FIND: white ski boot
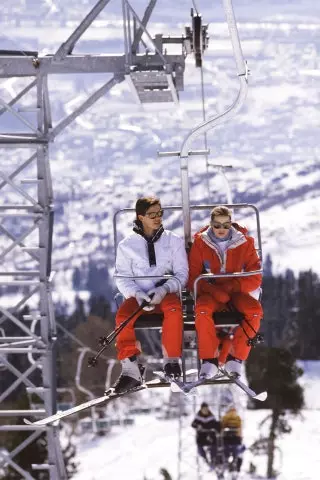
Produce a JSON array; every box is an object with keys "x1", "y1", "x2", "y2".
[{"x1": 199, "y1": 359, "x2": 219, "y2": 380}]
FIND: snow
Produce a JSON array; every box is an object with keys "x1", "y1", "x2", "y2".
[
  {"x1": 1, "y1": 1, "x2": 320, "y2": 477},
  {"x1": 1, "y1": 0, "x2": 320, "y2": 293},
  {"x1": 70, "y1": 361, "x2": 320, "y2": 480}
]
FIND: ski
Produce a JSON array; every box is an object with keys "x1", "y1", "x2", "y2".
[
  {"x1": 153, "y1": 370, "x2": 184, "y2": 393},
  {"x1": 163, "y1": 368, "x2": 268, "y2": 401},
  {"x1": 153, "y1": 370, "x2": 198, "y2": 395},
  {"x1": 178, "y1": 377, "x2": 207, "y2": 394},
  {"x1": 219, "y1": 367, "x2": 267, "y2": 402},
  {"x1": 23, "y1": 378, "x2": 169, "y2": 427}
]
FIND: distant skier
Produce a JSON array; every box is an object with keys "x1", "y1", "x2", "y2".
[
  {"x1": 191, "y1": 402, "x2": 221, "y2": 467},
  {"x1": 112, "y1": 196, "x2": 188, "y2": 393},
  {"x1": 187, "y1": 205, "x2": 263, "y2": 379},
  {"x1": 221, "y1": 406, "x2": 245, "y2": 472}
]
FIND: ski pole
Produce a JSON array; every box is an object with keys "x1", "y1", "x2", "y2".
[{"x1": 88, "y1": 295, "x2": 154, "y2": 367}]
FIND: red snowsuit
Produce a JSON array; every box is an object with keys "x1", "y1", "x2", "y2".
[
  {"x1": 187, "y1": 224, "x2": 263, "y2": 362},
  {"x1": 115, "y1": 294, "x2": 183, "y2": 360}
]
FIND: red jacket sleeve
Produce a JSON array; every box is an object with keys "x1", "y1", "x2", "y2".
[
  {"x1": 238, "y1": 237, "x2": 262, "y2": 293},
  {"x1": 187, "y1": 237, "x2": 204, "y2": 293}
]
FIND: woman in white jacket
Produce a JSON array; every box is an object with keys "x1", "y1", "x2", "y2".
[{"x1": 113, "y1": 196, "x2": 189, "y2": 393}]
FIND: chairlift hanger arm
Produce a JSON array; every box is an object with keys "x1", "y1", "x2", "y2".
[
  {"x1": 179, "y1": 0, "x2": 249, "y2": 246},
  {"x1": 180, "y1": 0, "x2": 248, "y2": 155}
]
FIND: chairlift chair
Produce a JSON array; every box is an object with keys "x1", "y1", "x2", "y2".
[
  {"x1": 79, "y1": 418, "x2": 94, "y2": 434},
  {"x1": 113, "y1": 203, "x2": 263, "y2": 384},
  {"x1": 95, "y1": 418, "x2": 111, "y2": 435},
  {"x1": 111, "y1": 0, "x2": 262, "y2": 393},
  {"x1": 122, "y1": 417, "x2": 135, "y2": 426},
  {"x1": 56, "y1": 388, "x2": 76, "y2": 412}
]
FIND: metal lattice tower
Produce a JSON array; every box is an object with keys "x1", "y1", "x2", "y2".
[{"x1": 0, "y1": 0, "x2": 191, "y2": 477}]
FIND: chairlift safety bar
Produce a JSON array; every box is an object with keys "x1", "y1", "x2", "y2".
[
  {"x1": 113, "y1": 274, "x2": 182, "y2": 301},
  {"x1": 193, "y1": 270, "x2": 263, "y2": 301},
  {"x1": 179, "y1": 0, "x2": 249, "y2": 246}
]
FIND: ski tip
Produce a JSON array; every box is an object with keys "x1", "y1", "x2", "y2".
[
  {"x1": 147, "y1": 378, "x2": 162, "y2": 385},
  {"x1": 185, "y1": 368, "x2": 198, "y2": 375},
  {"x1": 184, "y1": 387, "x2": 198, "y2": 396},
  {"x1": 254, "y1": 391, "x2": 268, "y2": 402},
  {"x1": 23, "y1": 417, "x2": 48, "y2": 426}
]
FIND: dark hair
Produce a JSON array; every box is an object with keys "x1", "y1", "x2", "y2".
[
  {"x1": 135, "y1": 196, "x2": 161, "y2": 218},
  {"x1": 201, "y1": 402, "x2": 209, "y2": 408},
  {"x1": 210, "y1": 205, "x2": 232, "y2": 222}
]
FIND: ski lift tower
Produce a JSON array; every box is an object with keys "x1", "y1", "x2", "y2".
[{"x1": 0, "y1": 0, "x2": 201, "y2": 477}]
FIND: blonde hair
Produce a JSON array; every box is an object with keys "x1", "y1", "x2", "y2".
[{"x1": 210, "y1": 206, "x2": 232, "y2": 222}]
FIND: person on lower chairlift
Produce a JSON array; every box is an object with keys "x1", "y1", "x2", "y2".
[
  {"x1": 221, "y1": 406, "x2": 245, "y2": 472},
  {"x1": 191, "y1": 402, "x2": 221, "y2": 467},
  {"x1": 113, "y1": 196, "x2": 188, "y2": 393},
  {"x1": 187, "y1": 205, "x2": 263, "y2": 379}
]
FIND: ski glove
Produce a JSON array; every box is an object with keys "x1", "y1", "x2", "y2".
[
  {"x1": 147, "y1": 285, "x2": 168, "y2": 305},
  {"x1": 135, "y1": 291, "x2": 154, "y2": 311}
]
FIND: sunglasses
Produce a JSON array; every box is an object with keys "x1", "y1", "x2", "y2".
[
  {"x1": 212, "y1": 222, "x2": 232, "y2": 230},
  {"x1": 145, "y1": 209, "x2": 164, "y2": 219}
]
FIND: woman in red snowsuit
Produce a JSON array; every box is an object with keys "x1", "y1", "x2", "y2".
[{"x1": 188, "y1": 206, "x2": 263, "y2": 379}]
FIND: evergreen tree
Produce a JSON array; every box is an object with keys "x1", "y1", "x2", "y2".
[
  {"x1": 296, "y1": 270, "x2": 320, "y2": 359},
  {"x1": 1, "y1": 393, "x2": 77, "y2": 479},
  {"x1": 72, "y1": 267, "x2": 82, "y2": 291},
  {"x1": 246, "y1": 347, "x2": 304, "y2": 478},
  {"x1": 280, "y1": 269, "x2": 299, "y2": 352},
  {"x1": 86, "y1": 260, "x2": 100, "y2": 293},
  {"x1": 86, "y1": 260, "x2": 113, "y2": 300},
  {"x1": 159, "y1": 468, "x2": 172, "y2": 480},
  {"x1": 74, "y1": 296, "x2": 87, "y2": 323},
  {"x1": 89, "y1": 294, "x2": 111, "y2": 318},
  {"x1": 263, "y1": 254, "x2": 273, "y2": 277}
]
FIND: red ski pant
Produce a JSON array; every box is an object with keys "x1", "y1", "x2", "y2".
[
  {"x1": 115, "y1": 293, "x2": 183, "y2": 360},
  {"x1": 195, "y1": 292, "x2": 263, "y2": 362}
]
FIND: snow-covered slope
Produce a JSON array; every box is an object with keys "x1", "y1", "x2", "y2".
[
  {"x1": 1, "y1": 0, "x2": 319, "y2": 298},
  {"x1": 70, "y1": 360, "x2": 320, "y2": 480}
]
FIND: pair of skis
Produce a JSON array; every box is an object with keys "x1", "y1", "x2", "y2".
[
  {"x1": 23, "y1": 369, "x2": 267, "y2": 427},
  {"x1": 154, "y1": 369, "x2": 267, "y2": 402}
]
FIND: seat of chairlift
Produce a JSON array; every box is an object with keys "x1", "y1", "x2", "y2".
[
  {"x1": 127, "y1": 69, "x2": 178, "y2": 103},
  {"x1": 134, "y1": 291, "x2": 244, "y2": 329},
  {"x1": 134, "y1": 310, "x2": 244, "y2": 330}
]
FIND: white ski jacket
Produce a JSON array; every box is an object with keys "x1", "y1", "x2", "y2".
[{"x1": 115, "y1": 230, "x2": 189, "y2": 299}]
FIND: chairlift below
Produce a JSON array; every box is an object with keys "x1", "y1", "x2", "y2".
[
  {"x1": 108, "y1": 417, "x2": 135, "y2": 427},
  {"x1": 122, "y1": 417, "x2": 135, "y2": 426},
  {"x1": 79, "y1": 417, "x2": 111, "y2": 435},
  {"x1": 57, "y1": 402, "x2": 75, "y2": 412},
  {"x1": 0, "y1": 328, "x2": 7, "y2": 371},
  {"x1": 109, "y1": 418, "x2": 122, "y2": 426},
  {"x1": 95, "y1": 418, "x2": 111, "y2": 435},
  {"x1": 128, "y1": 406, "x2": 152, "y2": 415},
  {"x1": 79, "y1": 418, "x2": 94, "y2": 434},
  {"x1": 57, "y1": 388, "x2": 76, "y2": 412}
]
